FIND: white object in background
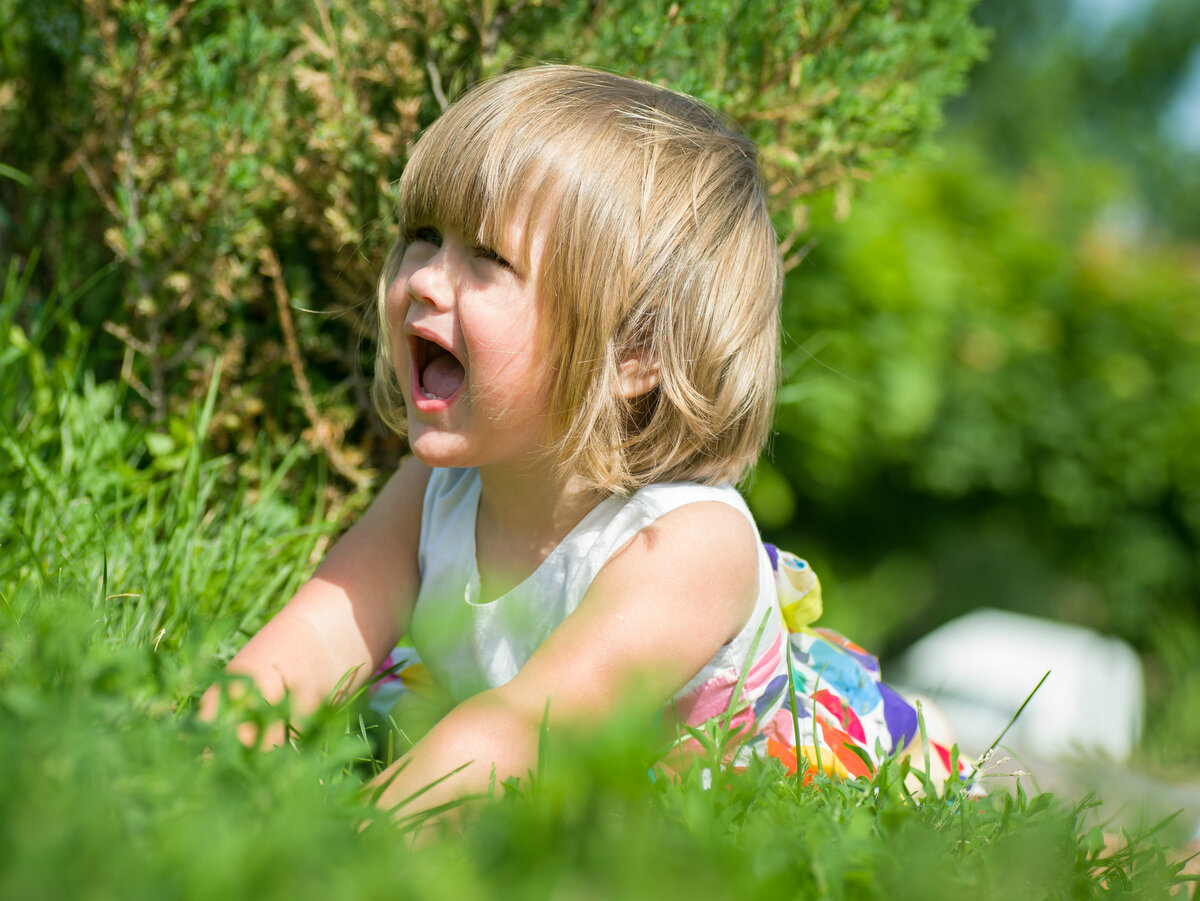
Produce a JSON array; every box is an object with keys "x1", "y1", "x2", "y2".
[{"x1": 889, "y1": 608, "x2": 1144, "y2": 761}]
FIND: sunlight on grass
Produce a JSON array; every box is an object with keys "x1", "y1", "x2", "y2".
[{"x1": 0, "y1": 270, "x2": 1192, "y2": 898}]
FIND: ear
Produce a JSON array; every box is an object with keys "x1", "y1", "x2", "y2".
[{"x1": 618, "y1": 355, "x2": 659, "y2": 399}]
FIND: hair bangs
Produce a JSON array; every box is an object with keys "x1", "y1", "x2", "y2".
[{"x1": 398, "y1": 95, "x2": 567, "y2": 278}]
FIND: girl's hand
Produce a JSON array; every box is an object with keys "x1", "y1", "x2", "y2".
[{"x1": 201, "y1": 458, "x2": 430, "y2": 743}]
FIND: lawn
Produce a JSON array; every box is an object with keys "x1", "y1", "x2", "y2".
[{"x1": 1, "y1": 272, "x2": 1192, "y2": 899}]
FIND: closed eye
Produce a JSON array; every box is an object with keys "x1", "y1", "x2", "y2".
[
  {"x1": 405, "y1": 225, "x2": 442, "y2": 247},
  {"x1": 474, "y1": 244, "x2": 514, "y2": 271}
]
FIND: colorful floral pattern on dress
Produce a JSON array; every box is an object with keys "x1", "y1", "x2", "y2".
[
  {"x1": 670, "y1": 545, "x2": 973, "y2": 786},
  {"x1": 370, "y1": 543, "x2": 974, "y2": 787}
]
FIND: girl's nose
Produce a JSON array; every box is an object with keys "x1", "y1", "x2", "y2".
[{"x1": 406, "y1": 249, "x2": 454, "y2": 311}]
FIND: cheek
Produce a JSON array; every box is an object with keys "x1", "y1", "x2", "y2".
[
  {"x1": 382, "y1": 277, "x2": 413, "y2": 378},
  {"x1": 477, "y1": 309, "x2": 537, "y2": 366},
  {"x1": 385, "y1": 277, "x2": 415, "y2": 352},
  {"x1": 384, "y1": 275, "x2": 409, "y2": 330},
  {"x1": 502, "y1": 319, "x2": 551, "y2": 398}
]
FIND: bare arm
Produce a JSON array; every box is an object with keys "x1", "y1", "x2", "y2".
[
  {"x1": 201, "y1": 457, "x2": 430, "y2": 742},
  {"x1": 368, "y1": 500, "x2": 760, "y2": 821}
]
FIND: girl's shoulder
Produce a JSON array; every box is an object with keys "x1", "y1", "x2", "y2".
[
  {"x1": 623, "y1": 480, "x2": 756, "y2": 527},
  {"x1": 612, "y1": 481, "x2": 762, "y2": 567},
  {"x1": 587, "y1": 480, "x2": 764, "y2": 585},
  {"x1": 595, "y1": 482, "x2": 764, "y2": 643},
  {"x1": 619, "y1": 481, "x2": 760, "y2": 568}
]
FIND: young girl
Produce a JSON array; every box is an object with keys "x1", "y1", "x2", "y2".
[{"x1": 207, "y1": 65, "x2": 956, "y2": 816}]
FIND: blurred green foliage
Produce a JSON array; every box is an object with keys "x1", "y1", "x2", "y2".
[
  {"x1": 762, "y1": 140, "x2": 1200, "y2": 766},
  {"x1": 964, "y1": 0, "x2": 1200, "y2": 236},
  {"x1": 754, "y1": 0, "x2": 1200, "y2": 769}
]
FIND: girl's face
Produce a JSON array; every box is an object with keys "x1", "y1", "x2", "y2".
[{"x1": 385, "y1": 200, "x2": 554, "y2": 474}]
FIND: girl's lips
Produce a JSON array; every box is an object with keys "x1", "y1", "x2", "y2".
[{"x1": 409, "y1": 334, "x2": 465, "y2": 411}]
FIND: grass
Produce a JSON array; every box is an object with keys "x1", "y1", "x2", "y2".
[{"x1": 1, "y1": 267, "x2": 1194, "y2": 899}]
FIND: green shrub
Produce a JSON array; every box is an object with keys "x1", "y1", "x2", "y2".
[
  {"x1": 0, "y1": 0, "x2": 985, "y2": 465},
  {"x1": 761, "y1": 140, "x2": 1200, "y2": 766}
]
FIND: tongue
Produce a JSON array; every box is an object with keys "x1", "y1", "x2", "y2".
[{"x1": 421, "y1": 353, "x2": 465, "y2": 399}]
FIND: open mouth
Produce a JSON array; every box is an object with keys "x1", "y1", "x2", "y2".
[{"x1": 413, "y1": 336, "x2": 465, "y2": 401}]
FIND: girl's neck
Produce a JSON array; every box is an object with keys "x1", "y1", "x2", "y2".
[{"x1": 474, "y1": 462, "x2": 608, "y2": 602}]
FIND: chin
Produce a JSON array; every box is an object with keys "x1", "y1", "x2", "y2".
[{"x1": 406, "y1": 428, "x2": 471, "y2": 470}]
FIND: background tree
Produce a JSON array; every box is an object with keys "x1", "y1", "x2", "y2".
[{"x1": 761, "y1": 0, "x2": 1200, "y2": 769}]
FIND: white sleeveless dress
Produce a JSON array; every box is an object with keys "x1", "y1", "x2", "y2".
[{"x1": 371, "y1": 466, "x2": 928, "y2": 779}]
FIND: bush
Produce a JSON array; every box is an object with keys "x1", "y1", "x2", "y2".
[
  {"x1": 0, "y1": 0, "x2": 985, "y2": 470},
  {"x1": 759, "y1": 140, "x2": 1200, "y2": 766}
]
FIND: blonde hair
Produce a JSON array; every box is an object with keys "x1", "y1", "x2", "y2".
[{"x1": 373, "y1": 65, "x2": 781, "y2": 492}]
